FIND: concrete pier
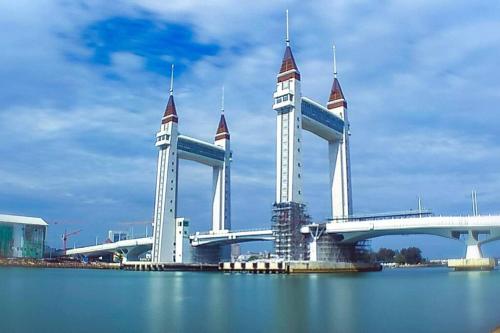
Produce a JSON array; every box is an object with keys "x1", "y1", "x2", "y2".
[
  {"x1": 288, "y1": 261, "x2": 382, "y2": 273},
  {"x1": 122, "y1": 261, "x2": 218, "y2": 272},
  {"x1": 448, "y1": 258, "x2": 496, "y2": 271},
  {"x1": 219, "y1": 261, "x2": 382, "y2": 274}
]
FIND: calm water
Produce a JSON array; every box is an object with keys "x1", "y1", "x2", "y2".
[{"x1": 0, "y1": 267, "x2": 499, "y2": 333}]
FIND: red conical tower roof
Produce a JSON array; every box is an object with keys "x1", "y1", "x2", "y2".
[
  {"x1": 327, "y1": 78, "x2": 347, "y2": 109},
  {"x1": 162, "y1": 94, "x2": 178, "y2": 124},
  {"x1": 278, "y1": 46, "x2": 301, "y2": 82},
  {"x1": 280, "y1": 46, "x2": 299, "y2": 73},
  {"x1": 215, "y1": 114, "x2": 230, "y2": 140}
]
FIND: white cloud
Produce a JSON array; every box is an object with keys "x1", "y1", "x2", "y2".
[{"x1": 0, "y1": 0, "x2": 500, "y2": 255}]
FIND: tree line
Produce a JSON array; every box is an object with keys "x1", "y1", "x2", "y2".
[{"x1": 374, "y1": 247, "x2": 424, "y2": 265}]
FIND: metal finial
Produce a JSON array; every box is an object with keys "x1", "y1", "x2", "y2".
[
  {"x1": 169, "y1": 64, "x2": 174, "y2": 96},
  {"x1": 221, "y1": 85, "x2": 225, "y2": 114},
  {"x1": 333, "y1": 44, "x2": 337, "y2": 78},
  {"x1": 286, "y1": 10, "x2": 290, "y2": 46},
  {"x1": 471, "y1": 190, "x2": 479, "y2": 216}
]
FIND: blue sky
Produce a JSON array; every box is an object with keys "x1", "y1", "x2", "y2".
[{"x1": 1, "y1": 0, "x2": 500, "y2": 258}]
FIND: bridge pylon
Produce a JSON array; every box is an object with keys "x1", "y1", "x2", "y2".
[
  {"x1": 151, "y1": 67, "x2": 232, "y2": 263},
  {"x1": 271, "y1": 13, "x2": 352, "y2": 261}
]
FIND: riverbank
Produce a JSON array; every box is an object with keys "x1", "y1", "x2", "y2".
[
  {"x1": 382, "y1": 262, "x2": 447, "y2": 269},
  {"x1": 0, "y1": 258, "x2": 120, "y2": 270}
]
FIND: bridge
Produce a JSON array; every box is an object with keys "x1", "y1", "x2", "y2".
[
  {"x1": 63, "y1": 228, "x2": 273, "y2": 262},
  {"x1": 63, "y1": 237, "x2": 153, "y2": 262},
  {"x1": 59, "y1": 21, "x2": 500, "y2": 267},
  {"x1": 301, "y1": 215, "x2": 500, "y2": 260},
  {"x1": 189, "y1": 229, "x2": 273, "y2": 246}
]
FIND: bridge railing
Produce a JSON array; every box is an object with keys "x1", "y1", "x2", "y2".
[
  {"x1": 192, "y1": 227, "x2": 272, "y2": 237},
  {"x1": 327, "y1": 210, "x2": 433, "y2": 223},
  {"x1": 69, "y1": 235, "x2": 152, "y2": 250}
]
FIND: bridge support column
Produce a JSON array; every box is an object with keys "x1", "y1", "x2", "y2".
[
  {"x1": 449, "y1": 231, "x2": 495, "y2": 271},
  {"x1": 465, "y1": 231, "x2": 483, "y2": 259},
  {"x1": 308, "y1": 225, "x2": 325, "y2": 262},
  {"x1": 465, "y1": 244, "x2": 483, "y2": 260},
  {"x1": 309, "y1": 240, "x2": 318, "y2": 262},
  {"x1": 191, "y1": 245, "x2": 230, "y2": 264}
]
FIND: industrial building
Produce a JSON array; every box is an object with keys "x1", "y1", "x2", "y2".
[{"x1": 0, "y1": 214, "x2": 47, "y2": 259}]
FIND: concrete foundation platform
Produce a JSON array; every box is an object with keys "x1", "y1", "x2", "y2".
[
  {"x1": 219, "y1": 261, "x2": 382, "y2": 274},
  {"x1": 122, "y1": 262, "x2": 219, "y2": 272},
  {"x1": 287, "y1": 261, "x2": 382, "y2": 273},
  {"x1": 448, "y1": 258, "x2": 496, "y2": 271}
]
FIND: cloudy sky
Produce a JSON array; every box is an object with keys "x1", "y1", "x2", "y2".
[{"x1": 1, "y1": 0, "x2": 500, "y2": 258}]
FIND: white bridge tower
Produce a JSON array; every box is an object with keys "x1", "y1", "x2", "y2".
[
  {"x1": 272, "y1": 12, "x2": 353, "y2": 263},
  {"x1": 152, "y1": 65, "x2": 179, "y2": 263},
  {"x1": 328, "y1": 46, "x2": 353, "y2": 219},
  {"x1": 151, "y1": 67, "x2": 232, "y2": 263},
  {"x1": 273, "y1": 10, "x2": 303, "y2": 205}
]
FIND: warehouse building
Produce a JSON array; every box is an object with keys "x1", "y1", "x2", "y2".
[{"x1": 0, "y1": 214, "x2": 47, "y2": 259}]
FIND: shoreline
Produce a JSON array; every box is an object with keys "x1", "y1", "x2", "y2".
[{"x1": 0, "y1": 258, "x2": 120, "y2": 270}]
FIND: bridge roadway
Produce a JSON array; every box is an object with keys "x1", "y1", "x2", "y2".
[
  {"x1": 63, "y1": 215, "x2": 500, "y2": 262},
  {"x1": 64, "y1": 237, "x2": 153, "y2": 261},
  {"x1": 301, "y1": 215, "x2": 500, "y2": 259},
  {"x1": 62, "y1": 228, "x2": 273, "y2": 261},
  {"x1": 189, "y1": 228, "x2": 274, "y2": 246}
]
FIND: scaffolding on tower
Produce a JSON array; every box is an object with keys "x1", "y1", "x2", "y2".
[
  {"x1": 271, "y1": 202, "x2": 310, "y2": 261},
  {"x1": 313, "y1": 233, "x2": 372, "y2": 262}
]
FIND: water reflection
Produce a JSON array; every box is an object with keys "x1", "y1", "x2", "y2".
[
  {"x1": 145, "y1": 272, "x2": 186, "y2": 332},
  {"x1": 464, "y1": 270, "x2": 491, "y2": 332},
  {"x1": 2, "y1": 268, "x2": 498, "y2": 332}
]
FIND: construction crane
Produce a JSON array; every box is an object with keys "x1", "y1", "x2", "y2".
[{"x1": 62, "y1": 229, "x2": 82, "y2": 251}]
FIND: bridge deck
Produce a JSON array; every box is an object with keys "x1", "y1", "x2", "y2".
[{"x1": 302, "y1": 215, "x2": 500, "y2": 244}]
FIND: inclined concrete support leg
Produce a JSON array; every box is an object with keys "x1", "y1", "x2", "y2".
[
  {"x1": 308, "y1": 226, "x2": 324, "y2": 262},
  {"x1": 465, "y1": 244, "x2": 483, "y2": 259},
  {"x1": 309, "y1": 240, "x2": 318, "y2": 262},
  {"x1": 465, "y1": 231, "x2": 483, "y2": 259}
]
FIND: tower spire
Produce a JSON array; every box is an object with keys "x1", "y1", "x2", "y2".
[
  {"x1": 333, "y1": 44, "x2": 337, "y2": 78},
  {"x1": 216, "y1": 85, "x2": 229, "y2": 140},
  {"x1": 221, "y1": 85, "x2": 225, "y2": 115},
  {"x1": 327, "y1": 45, "x2": 346, "y2": 109},
  {"x1": 278, "y1": 10, "x2": 300, "y2": 81},
  {"x1": 286, "y1": 9, "x2": 290, "y2": 47},
  {"x1": 169, "y1": 64, "x2": 174, "y2": 96},
  {"x1": 162, "y1": 64, "x2": 178, "y2": 124}
]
